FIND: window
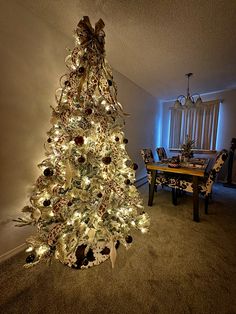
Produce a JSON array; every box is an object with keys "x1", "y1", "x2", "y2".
[{"x1": 169, "y1": 100, "x2": 220, "y2": 150}]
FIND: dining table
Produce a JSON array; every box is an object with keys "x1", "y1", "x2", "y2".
[{"x1": 146, "y1": 158, "x2": 211, "y2": 222}]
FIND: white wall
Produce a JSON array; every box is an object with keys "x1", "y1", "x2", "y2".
[
  {"x1": 113, "y1": 70, "x2": 161, "y2": 175},
  {"x1": 0, "y1": 2, "x2": 159, "y2": 257},
  {"x1": 161, "y1": 89, "x2": 236, "y2": 181}
]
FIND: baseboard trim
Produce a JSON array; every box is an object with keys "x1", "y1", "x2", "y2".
[
  {"x1": 0, "y1": 243, "x2": 26, "y2": 264},
  {"x1": 135, "y1": 176, "x2": 148, "y2": 188}
]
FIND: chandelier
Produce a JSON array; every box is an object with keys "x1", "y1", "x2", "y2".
[{"x1": 173, "y1": 73, "x2": 203, "y2": 109}]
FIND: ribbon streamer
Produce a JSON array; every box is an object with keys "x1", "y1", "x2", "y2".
[{"x1": 110, "y1": 239, "x2": 117, "y2": 269}]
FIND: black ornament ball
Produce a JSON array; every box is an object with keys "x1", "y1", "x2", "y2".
[
  {"x1": 47, "y1": 138, "x2": 52, "y2": 143},
  {"x1": 107, "y1": 110, "x2": 112, "y2": 115},
  {"x1": 78, "y1": 156, "x2": 86, "y2": 163},
  {"x1": 123, "y1": 138, "x2": 128, "y2": 144},
  {"x1": 125, "y1": 235, "x2": 133, "y2": 244},
  {"x1": 26, "y1": 254, "x2": 35, "y2": 263},
  {"x1": 107, "y1": 79, "x2": 113, "y2": 86},
  {"x1": 115, "y1": 137, "x2": 120, "y2": 142},
  {"x1": 74, "y1": 136, "x2": 84, "y2": 146},
  {"x1": 133, "y1": 163, "x2": 138, "y2": 170},
  {"x1": 102, "y1": 156, "x2": 112, "y2": 165},
  {"x1": 97, "y1": 192, "x2": 103, "y2": 198},
  {"x1": 64, "y1": 80, "x2": 71, "y2": 87},
  {"x1": 43, "y1": 199, "x2": 51, "y2": 207},
  {"x1": 85, "y1": 108, "x2": 93, "y2": 115},
  {"x1": 125, "y1": 179, "x2": 131, "y2": 185},
  {"x1": 78, "y1": 66, "x2": 85, "y2": 74},
  {"x1": 67, "y1": 201, "x2": 73, "y2": 207},
  {"x1": 43, "y1": 168, "x2": 53, "y2": 177}
]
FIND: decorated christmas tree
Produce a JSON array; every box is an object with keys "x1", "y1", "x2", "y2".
[{"x1": 15, "y1": 16, "x2": 150, "y2": 269}]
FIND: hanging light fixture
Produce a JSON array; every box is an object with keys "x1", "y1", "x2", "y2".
[{"x1": 173, "y1": 73, "x2": 202, "y2": 109}]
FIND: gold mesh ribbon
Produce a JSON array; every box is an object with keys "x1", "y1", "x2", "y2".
[{"x1": 76, "y1": 16, "x2": 105, "y2": 54}]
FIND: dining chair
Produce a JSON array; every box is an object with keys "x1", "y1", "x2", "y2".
[
  {"x1": 156, "y1": 147, "x2": 168, "y2": 161},
  {"x1": 141, "y1": 148, "x2": 164, "y2": 183},
  {"x1": 176, "y1": 149, "x2": 228, "y2": 214},
  {"x1": 140, "y1": 148, "x2": 155, "y2": 164},
  {"x1": 140, "y1": 148, "x2": 179, "y2": 205}
]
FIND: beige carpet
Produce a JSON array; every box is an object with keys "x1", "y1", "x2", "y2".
[{"x1": 0, "y1": 183, "x2": 236, "y2": 314}]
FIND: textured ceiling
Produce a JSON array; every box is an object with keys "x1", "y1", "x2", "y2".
[{"x1": 15, "y1": 0, "x2": 236, "y2": 100}]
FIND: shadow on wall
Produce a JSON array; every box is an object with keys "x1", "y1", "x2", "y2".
[{"x1": 0, "y1": 1, "x2": 72, "y2": 255}]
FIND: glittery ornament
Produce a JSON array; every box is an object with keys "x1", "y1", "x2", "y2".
[
  {"x1": 43, "y1": 199, "x2": 51, "y2": 207},
  {"x1": 74, "y1": 136, "x2": 84, "y2": 145},
  {"x1": 78, "y1": 156, "x2": 86, "y2": 163},
  {"x1": 102, "y1": 156, "x2": 112, "y2": 165},
  {"x1": 43, "y1": 168, "x2": 53, "y2": 177},
  {"x1": 85, "y1": 108, "x2": 93, "y2": 115},
  {"x1": 125, "y1": 179, "x2": 131, "y2": 185},
  {"x1": 78, "y1": 66, "x2": 85, "y2": 73},
  {"x1": 64, "y1": 80, "x2": 71, "y2": 86},
  {"x1": 26, "y1": 254, "x2": 35, "y2": 263},
  {"x1": 125, "y1": 235, "x2": 133, "y2": 244}
]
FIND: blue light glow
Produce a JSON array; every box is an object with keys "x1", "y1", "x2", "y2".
[
  {"x1": 155, "y1": 101, "x2": 162, "y2": 147},
  {"x1": 216, "y1": 101, "x2": 223, "y2": 150}
]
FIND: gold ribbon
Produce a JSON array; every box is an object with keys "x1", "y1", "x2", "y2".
[{"x1": 76, "y1": 16, "x2": 105, "y2": 54}]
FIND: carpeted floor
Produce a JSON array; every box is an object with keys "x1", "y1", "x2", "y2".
[{"x1": 0, "y1": 183, "x2": 236, "y2": 314}]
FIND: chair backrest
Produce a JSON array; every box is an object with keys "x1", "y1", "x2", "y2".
[
  {"x1": 156, "y1": 147, "x2": 167, "y2": 161},
  {"x1": 140, "y1": 148, "x2": 155, "y2": 165},
  {"x1": 205, "y1": 149, "x2": 228, "y2": 194}
]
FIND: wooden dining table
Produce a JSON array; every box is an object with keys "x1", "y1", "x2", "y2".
[{"x1": 146, "y1": 159, "x2": 211, "y2": 222}]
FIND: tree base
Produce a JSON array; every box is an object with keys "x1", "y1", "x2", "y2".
[
  {"x1": 80, "y1": 241, "x2": 112, "y2": 269},
  {"x1": 64, "y1": 241, "x2": 114, "y2": 269}
]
